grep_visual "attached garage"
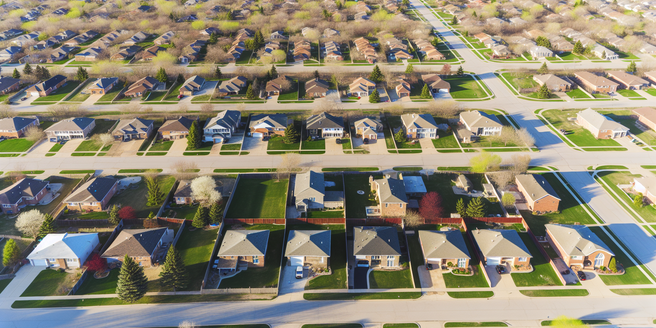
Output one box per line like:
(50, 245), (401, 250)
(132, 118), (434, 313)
(486, 257), (501, 266)
(252, 132), (263, 138)
(289, 256), (304, 267)
(30, 259), (48, 267)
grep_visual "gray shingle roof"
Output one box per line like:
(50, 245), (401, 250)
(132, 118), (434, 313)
(577, 108), (628, 132)
(294, 170), (325, 197)
(459, 110), (503, 129)
(284, 230), (331, 257)
(102, 228), (169, 258)
(401, 113), (438, 130)
(249, 114), (288, 130)
(218, 230), (269, 256)
(115, 118), (154, 135)
(515, 174), (560, 203)
(472, 229), (532, 258)
(64, 177), (117, 203)
(0, 116), (38, 132)
(546, 224), (613, 257)
(0, 77), (20, 93)
(353, 226), (401, 256)
(204, 110), (241, 131)
(29, 75), (66, 92)
(373, 177), (407, 204)
(159, 116), (195, 132)
(45, 117), (94, 132)
(354, 117), (382, 131)
(0, 178), (49, 205)
(419, 230), (470, 259)
(92, 77), (118, 89)
(306, 112), (344, 130)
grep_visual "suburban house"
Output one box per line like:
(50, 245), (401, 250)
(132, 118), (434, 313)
(87, 77), (119, 94)
(0, 116), (39, 138)
(459, 110), (503, 138)
(633, 177), (656, 205)
(515, 174), (561, 214)
(305, 78), (330, 98)
(142, 45), (164, 60)
(47, 46), (78, 63)
(419, 230), (471, 269)
(64, 30), (99, 47)
(102, 227), (174, 267)
(545, 224), (614, 269)
(217, 76), (248, 96)
(532, 74), (572, 92)
(529, 45), (553, 58)
(0, 178), (49, 215)
(456, 175), (473, 193)
(159, 116), (196, 140)
(369, 175), (408, 217)
(0, 46), (22, 62)
(122, 31), (150, 46)
(27, 233), (99, 268)
(110, 45), (141, 61)
(173, 178), (226, 205)
(471, 229), (532, 268)
(249, 114), (289, 137)
(293, 170), (344, 213)
(265, 75), (293, 96)
(354, 117), (383, 140)
(574, 72), (619, 94)
(401, 113), (438, 139)
(606, 71), (650, 90)
(64, 176), (118, 212)
(576, 108), (629, 139)
(217, 230), (270, 271)
(353, 226), (401, 268)
(0, 77), (20, 95)
(395, 79), (411, 98)
(26, 75), (67, 97)
(75, 47), (103, 61)
(285, 230), (331, 268)
(306, 112), (344, 138)
(203, 110), (242, 143)
(113, 118), (154, 141)
(179, 75), (205, 96)
(125, 76), (160, 97)
(633, 107), (656, 131)
(645, 71), (656, 85)
(45, 117), (96, 142)
(422, 74), (451, 93)
(154, 31), (175, 45)
(349, 77), (376, 97)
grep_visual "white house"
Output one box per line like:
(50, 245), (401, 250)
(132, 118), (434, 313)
(203, 110), (242, 143)
(27, 233), (99, 269)
(459, 110), (503, 136)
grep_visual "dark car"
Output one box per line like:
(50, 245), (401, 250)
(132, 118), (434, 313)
(336, 138), (342, 144)
(495, 265), (506, 274)
(363, 138), (369, 144)
(577, 271), (587, 281)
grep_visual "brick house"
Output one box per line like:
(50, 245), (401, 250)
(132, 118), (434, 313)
(515, 174), (560, 214)
(471, 229), (532, 268)
(284, 230), (331, 268)
(401, 113), (438, 139)
(124, 76), (160, 98)
(353, 226), (401, 268)
(26, 75), (67, 97)
(217, 76), (247, 96)
(633, 107), (656, 131)
(422, 74), (451, 93)
(633, 177), (656, 205)
(0, 116), (39, 139)
(87, 77), (119, 94)
(574, 71), (619, 94)
(64, 176), (118, 212)
(305, 78), (329, 98)
(606, 71), (650, 90)
(306, 112), (344, 138)
(45, 117), (95, 142)
(532, 74), (572, 92)
(349, 77), (376, 97)
(27, 233), (99, 268)
(0, 77), (21, 95)
(545, 224), (614, 270)
(248, 114), (289, 137)
(102, 228), (174, 267)
(576, 108), (629, 139)
(354, 117), (383, 140)
(179, 75), (205, 96)
(158, 116), (196, 140)
(265, 75), (293, 96)
(112, 118), (154, 141)
(75, 47), (103, 61)
(419, 230), (471, 269)
(369, 175), (407, 217)
(217, 229), (270, 271)
(0, 178), (49, 214)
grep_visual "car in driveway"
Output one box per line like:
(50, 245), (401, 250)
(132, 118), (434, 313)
(496, 265), (506, 274)
(295, 266), (303, 279)
(577, 271), (587, 281)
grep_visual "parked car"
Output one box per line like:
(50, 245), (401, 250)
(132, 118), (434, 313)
(21, 97), (27, 101)
(496, 265), (506, 274)
(577, 271), (586, 281)
(336, 138), (342, 144)
(177, 95), (183, 99)
(363, 138), (369, 144)
(295, 266), (303, 279)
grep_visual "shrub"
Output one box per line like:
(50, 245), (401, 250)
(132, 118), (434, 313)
(608, 257), (617, 273)
(118, 206), (137, 220)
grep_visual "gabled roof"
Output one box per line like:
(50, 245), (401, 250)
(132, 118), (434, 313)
(546, 224), (614, 257)
(401, 113), (438, 130)
(633, 107), (656, 125)
(204, 110), (241, 130)
(419, 230), (471, 259)
(91, 77), (118, 90)
(249, 114), (288, 130)
(577, 108), (628, 132)
(27, 233), (98, 260)
(0, 77), (20, 92)
(180, 75), (205, 92)
(373, 176), (408, 204)
(102, 228), (169, 258)
(533, 74), (571, 87)
(354, 117), (382, 130)
(353, 226), (401, 256)
(575, 71), (619, 87)
(516, 174), (560, 202)
(45, 117), (94, 132)
(28, 75), (66, 92)
(126, 76), (159, 95)
(64, 177), (117, 203)
(285, 230), (331, 257)
(218, 230), (269, 256)
(607, 71), (649, 85)
(218, 76), (247, 93)
(459, 110), (503, 130)
(472, 229), (532, 258)
(160, 116), (195, 133)
(306, 112), (343, 130)
(0, 116), (37, 132)
(305, 78), (329, 94)
(115, 118), (154, 135)
(294, 170), (325, 198)
(0, 178), (49, 205)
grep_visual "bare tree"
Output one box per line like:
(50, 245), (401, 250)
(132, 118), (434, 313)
(96, 133), (114, 149)
(425, 100), (463, 118)
(516, 128), (535, 147)
(0, 104), (14, 118)
(488, 171), (513, 190)
(312, 93), (342, 114)
(276, 153), (301, 180)
(200, 103), (214, 118)
(15, 209), (45, 239)
(403, 210), (423, 228)
(24, 126), (45, 142)
(509, 154), (531, 176)
(171, 160), (199, 180)
(190, 176), (222, 206)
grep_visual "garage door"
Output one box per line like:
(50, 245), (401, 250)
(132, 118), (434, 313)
(486, 257), (501, 266)
(290, 256), (304, 266)
(31, 259), (48, 266)
(252, 133), (263, 138)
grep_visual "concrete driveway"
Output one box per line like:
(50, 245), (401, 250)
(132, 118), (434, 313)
(325, 138), (343, 155)
(83, 94), (103, 105)
(242, 137), (267, 155)
(419, 138), (437, 154)
(25, 139), (52, 157)
(53, 139), (84, 156)
(109, 139), (143, 157)
(353, 267), (369, 289)
(279, 264), (307, 294)
(167, 139), (189, 156)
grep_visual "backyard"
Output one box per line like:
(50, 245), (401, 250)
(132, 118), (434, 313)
(107, 175), (176, 218)
(344, 174), (378, 218)
(602, 111), (656, 146)
(177, 227), (219, 291)
(225, 178), (288, 218)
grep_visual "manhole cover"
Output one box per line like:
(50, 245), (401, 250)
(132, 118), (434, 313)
(357, 190), (365, 195)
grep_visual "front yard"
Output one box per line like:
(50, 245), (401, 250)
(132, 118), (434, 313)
(225, 178), (288, 218)
(0, 138), (35, 152)
(444, 75), (489, 99)
(22, 269), (78, 296)
(32, 81), (81, 103)
(540, 109), (622, 148)
(589, 226), (652, 285)
(288, 224), (347, 290)
(602, 111), (656, 146)
(369, 269), (414, 288)
(597, 171), (656, 222)
(510, 233), (562, 287)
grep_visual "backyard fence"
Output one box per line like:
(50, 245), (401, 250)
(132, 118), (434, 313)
(0, 274), (15, 280)
(201, 223), (225, 290)
(221, 174), (241, 220)
(68, 269), (89, 296)
(200, 287), (278, 294)
(287, 218), (346, 224)
(171, 220), (186, 246)
(522, 219), (568, 286)
(156, 180), (180, 218)
(224, 218), (286, 224)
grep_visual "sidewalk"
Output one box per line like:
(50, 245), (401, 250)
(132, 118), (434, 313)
(0, 265), (44, 308)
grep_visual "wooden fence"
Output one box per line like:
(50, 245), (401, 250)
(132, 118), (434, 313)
(201, 224), (225, 290)
(224, 218), (286, 224)
(522, 219), (568, 286)
(200, 287), (278, 294)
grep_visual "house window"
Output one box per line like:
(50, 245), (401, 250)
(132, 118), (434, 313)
(253, 256), (259, 264)
(309, 197), (315, 202)
(594, 253), (605, 267)
(399, 204), (402, 208)
(458, 258), (467, 268)
(518, 257), (527, 262)
(571, 255), (582, 260)
(371, 256), (380, 260)
(387, 256), (395, 267)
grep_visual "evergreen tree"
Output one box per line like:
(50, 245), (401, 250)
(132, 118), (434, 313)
(537, 84), (551, 99)
(456, 198), (466, 218)
(420, 84), (432, 99)
(245, 84), (257, 99)
(336, 0), (343, 9)
(608, 257), (617, 272)
(627, 61), (637, 73)
(109, 205), (120, 225)
(270, 65), (277, 78)
(369, 89), (380, 103)
(466, 197), (485, 218)
(254, 30), (265, 47)
(209, 32), (218, 44)
(192, 206), (208, 228)
(369, 65), (384, 82)
(187, 120), (201, 150)
(38, 214), (56, 238)
(23, 62), (32, 75)
(451, 16), (458, 24)
(116, 255), (148, 303)
(155, 67), (168, 83)
(537, 62), (548, 74)
(431, 37), (440, 47)
(12, 68), (20, 79)
(283, 124), (300, 144)
(405, 64), (414, 75)
(573, 40), (584, 54)
(536, 36), (551, 49)
(2, 239), (21, 267)
(322, 9), (331, 18)
(42, 66), (50, 79)
(177, 74), (185, 84)
(215, 66), (222, 79)
(457, 66), (464, 76)
(633, 193), (644, 207)
(472, 11), (477, 17)
(159, 246), (188, 291)
(208, 201), (222, 224)
(601, 50), (606, 59)
(145, 176), (164, 206)
(394, 127), (406, 143)
(76, 66), (88, 81)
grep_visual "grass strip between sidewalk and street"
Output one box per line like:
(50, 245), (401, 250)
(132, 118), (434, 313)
(303, 292), (422, 300)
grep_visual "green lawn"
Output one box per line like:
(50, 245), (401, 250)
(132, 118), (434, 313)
(510, 233), (562, 287)
(221, 144), (241, 151)
(541, 109), (620, 147)
(32, 81), (81, 103)
(74, 269), (119, 295)
(602, 111), (656, 145)
(501, 72), (538, 90)
(219, 224), (284, 288)
(0, 278), (12, 294)
(369, 269), (414, 288)
(541, 319), (609, 326)
(96, 81), (125, 102)
(444, 323), (507, 327)
(268, 134), (300, 151)
(303, 292), (421, 300)
(177, 227), (219, 291)
(301, 138), (325, 150)
(305, 226), (347, 289)
(520, 289), (589, 297)
(610, 288), (656, 295)
(12, 293), (274, 308)
(589, 226), (652, 285)
(444, 75), (488, 99)
(598, 171), (656, 222)
(107, 175), (176, 218)
(344, 174), (378, 218)
(35, 177), (81, 215)
(617, 89), (642, 98)
(89, 119), (118, 136)
(165, 205), (199, 220)
(432, 130), (459, 149)
(149, 140), (173, 151)
(447, 291), (494, 298)
(21, 269), (71, 296)
(48, 143), (64, 152)
(0, 138), (35, 152)
(75, 140), (104, 152)
(225, 178), (288, 218)
(565, 89), (591, 99)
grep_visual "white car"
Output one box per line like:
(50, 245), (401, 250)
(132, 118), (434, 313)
(295, 266), (303, 279)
